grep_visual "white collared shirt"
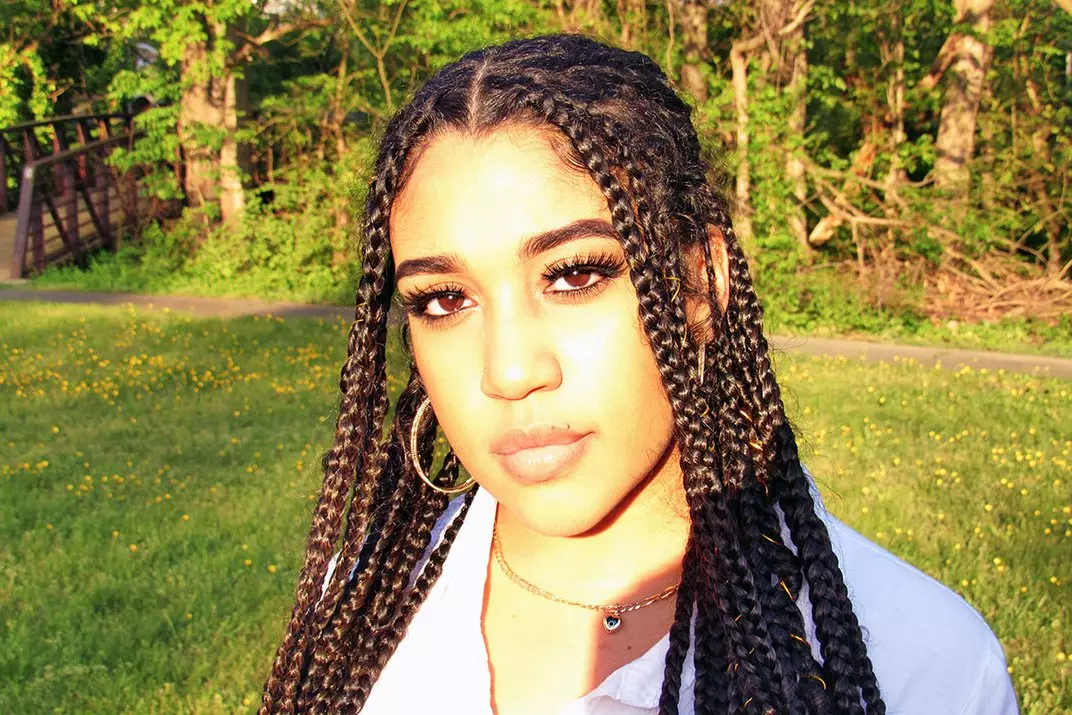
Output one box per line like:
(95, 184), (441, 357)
(353, 487), (1017, 714)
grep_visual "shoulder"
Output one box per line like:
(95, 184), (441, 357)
(321, 493), (470, 596)
(821, 511), (1018, 715)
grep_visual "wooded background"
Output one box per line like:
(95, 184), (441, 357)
(3, 0), (1070, 323)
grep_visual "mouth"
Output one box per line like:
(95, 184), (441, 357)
(491, 428), (592, 484)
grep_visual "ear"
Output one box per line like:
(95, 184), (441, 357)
(683, 225), (730, 344)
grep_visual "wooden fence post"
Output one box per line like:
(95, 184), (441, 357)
(53, 129), (80, 261)
(30, 187), (44, 273)
(94, 151), (112, 250)
(11, 165), (35, 278)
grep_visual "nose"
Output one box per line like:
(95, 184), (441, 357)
(480, 299), (562, 401)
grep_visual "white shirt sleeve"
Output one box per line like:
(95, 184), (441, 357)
(821, 512), (1020, 715)
(956, 639), (1018, 715)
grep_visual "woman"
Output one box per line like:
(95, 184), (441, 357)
(261, 35), (1015, 715)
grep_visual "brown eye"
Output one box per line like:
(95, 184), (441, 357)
(426, 292), (472, 317)
(553, 270), (601, 291)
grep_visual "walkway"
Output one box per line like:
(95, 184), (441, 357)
(1, 287), (1070, 379)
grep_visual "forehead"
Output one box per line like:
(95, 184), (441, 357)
(389, 128), (609, 263)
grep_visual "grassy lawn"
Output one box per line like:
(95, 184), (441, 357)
(0, 302), (1068, 714)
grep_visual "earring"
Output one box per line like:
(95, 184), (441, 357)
(409, 397), (476, 495)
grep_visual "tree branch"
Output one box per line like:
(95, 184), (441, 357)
(919, 34), (961, 90)
(664, 0), (676, 79)
(777, 0), (816, 37)
(233, 18), (332, 64)
(733, 0), (815, 66)
(334, 0), (407, 111)
(731, 33), (766, 57)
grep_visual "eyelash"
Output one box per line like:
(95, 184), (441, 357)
(398, 251), (627, 326)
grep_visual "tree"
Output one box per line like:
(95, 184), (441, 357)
(6, 0), (1067, 318)
(925, 0), (995, 192)
(675, 0), (710, 101)
(728, 0), (814, 248)
(97, 0), (331, 222)
(0, 0), (109, 126)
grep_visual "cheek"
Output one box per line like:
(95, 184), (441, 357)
(581, 306), (673, 447)
(552, 287), (674, 470)
(409, 327), (486, 459)
(561, 301), (664, 406)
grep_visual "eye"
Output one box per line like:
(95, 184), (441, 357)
(425, 292), (473, 317)
(397, 282), (474, 324)
(543, 251), (626, 296)
(550, 268), (602, 292)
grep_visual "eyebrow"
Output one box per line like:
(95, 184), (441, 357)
(393, 218), (619, 284)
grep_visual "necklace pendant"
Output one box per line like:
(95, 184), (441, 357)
(602, 613), (623, 633)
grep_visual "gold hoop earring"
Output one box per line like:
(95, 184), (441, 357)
(409, 397), (475, 495)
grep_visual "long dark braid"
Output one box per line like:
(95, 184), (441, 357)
(261, 34), (885, 714)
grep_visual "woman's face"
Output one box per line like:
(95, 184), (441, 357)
(390, 127), (684, 537)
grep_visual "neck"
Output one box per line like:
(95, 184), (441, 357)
(492, 445), (689, 605)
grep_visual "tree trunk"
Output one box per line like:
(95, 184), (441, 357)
(933, 0), (994, 192)
(178, 39), (215, 213)
(331, 48), (350, 234)
(1024, 78), (1064, 276)
(884, 10), (906, 187)
(785, 21), (810, 258)
(730, 41), (754, 243)
(617, 0), (647, 47)
(218, 32), (246, 224)
(678, 0), (709, 101)
(564, 0), (603, 30)
(177, 23), (246, 222)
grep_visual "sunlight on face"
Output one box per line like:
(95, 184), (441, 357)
(390, 128), (681, 537)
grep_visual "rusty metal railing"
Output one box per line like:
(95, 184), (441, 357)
(10, 132), (144, 278)
(1, 112), (132, 213)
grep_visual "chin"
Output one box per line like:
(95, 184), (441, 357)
(490, 479), (630, 538)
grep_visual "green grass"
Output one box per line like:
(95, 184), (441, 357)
(0, 302), (1068, 714)
(774, 353), (1071, 713)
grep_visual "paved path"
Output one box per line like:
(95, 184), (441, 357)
(2, 287), (1070, 379)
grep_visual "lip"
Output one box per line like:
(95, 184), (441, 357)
(491, 426), (592, 484)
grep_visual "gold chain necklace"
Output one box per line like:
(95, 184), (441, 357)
(491, 528), (681, 633)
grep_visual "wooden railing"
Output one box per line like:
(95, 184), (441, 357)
(10, 132), (145, 279)
(1, 112), (132, 213)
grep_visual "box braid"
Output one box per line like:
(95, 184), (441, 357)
(719, 234), (884, 714)
(260, 34), (885, 714)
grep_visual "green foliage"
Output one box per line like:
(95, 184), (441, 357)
(0, 0), (118, 125)
(403, 0), (556, 69)
(180, 178), (361, 303)
(0, 45), (54, 127)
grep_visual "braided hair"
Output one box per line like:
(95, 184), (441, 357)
(260, 34), (886, 715)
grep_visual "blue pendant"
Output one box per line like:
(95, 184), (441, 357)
(603, 614), (622, 632)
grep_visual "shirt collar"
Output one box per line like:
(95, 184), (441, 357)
(436, 487), (694, 712)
